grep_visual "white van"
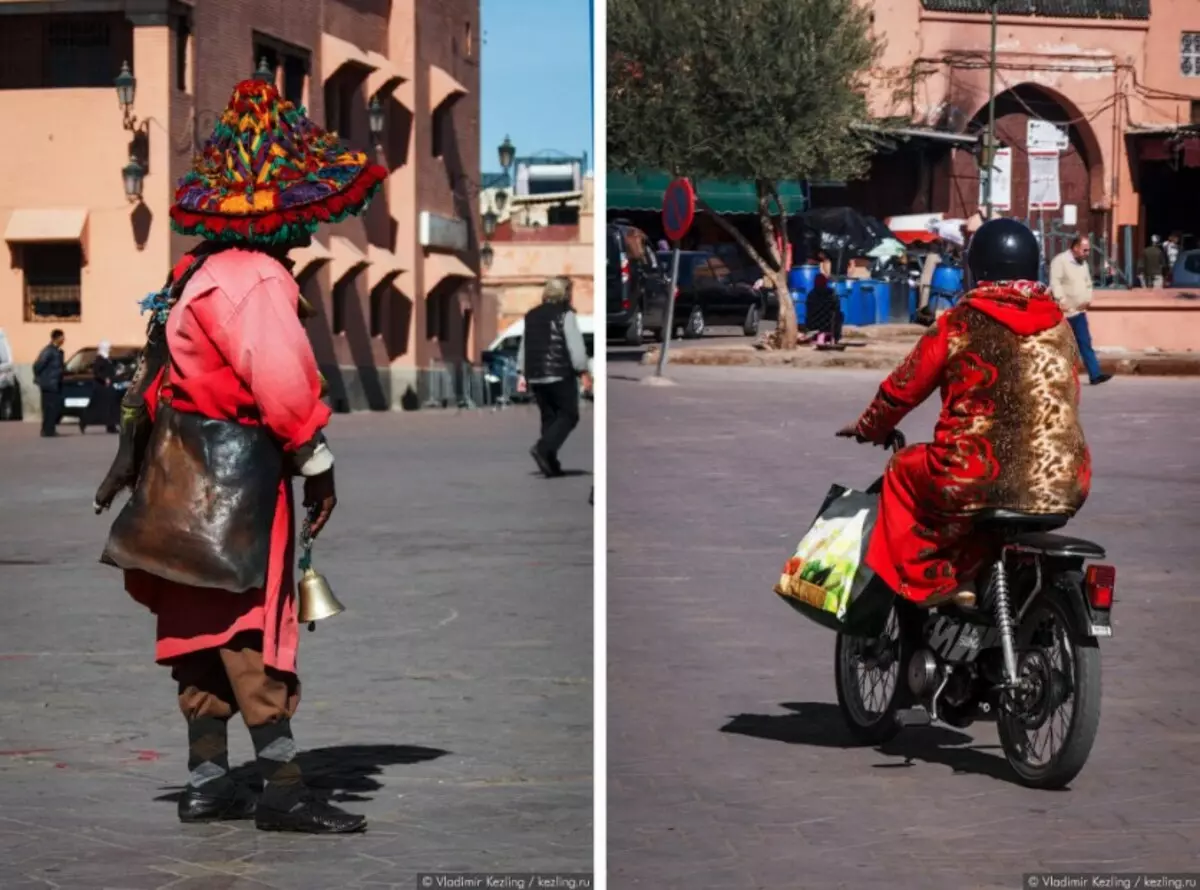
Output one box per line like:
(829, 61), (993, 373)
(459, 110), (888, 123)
(483, 314), (596, 402)
(0, 329), (21, 421)
(484, 314), (596, 377)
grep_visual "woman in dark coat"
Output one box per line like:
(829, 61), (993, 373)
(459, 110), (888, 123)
(81, 340), (119, 434)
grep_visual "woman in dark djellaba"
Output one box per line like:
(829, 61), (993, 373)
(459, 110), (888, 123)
(81, 340), (119, 434)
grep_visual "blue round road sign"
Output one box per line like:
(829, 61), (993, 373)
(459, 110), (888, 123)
(662, 178), (696, 243)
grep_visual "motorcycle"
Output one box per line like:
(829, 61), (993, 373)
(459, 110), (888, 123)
(834, 430), (1114, 789)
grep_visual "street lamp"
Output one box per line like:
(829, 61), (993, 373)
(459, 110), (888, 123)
(498, 135), (515, 171)
(122, 157), (145, 203)
(481, 242), (494, 270)
(254, 57), (274, 83)
(482, 208), (498, 239)
(368, 96), (386, 145)
(115, 61), (136, 111)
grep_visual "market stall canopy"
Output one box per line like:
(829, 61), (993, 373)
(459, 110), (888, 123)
(885, 213), (944, 246)
(608, 171), (806, 215)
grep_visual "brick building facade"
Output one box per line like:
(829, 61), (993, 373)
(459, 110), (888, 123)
(0, 0), (484, 415)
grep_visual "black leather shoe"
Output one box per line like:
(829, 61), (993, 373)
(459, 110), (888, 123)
(546, 455), (565, 478)
(530, 446), (553, 477)
(1091, 374), (1113, 385)
(178, 784), (258, 823)
(255, 795), (367, 834)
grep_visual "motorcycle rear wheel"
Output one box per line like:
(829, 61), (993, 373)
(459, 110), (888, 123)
(996, 591), (1101, 789)
(834, 604), (915, 745)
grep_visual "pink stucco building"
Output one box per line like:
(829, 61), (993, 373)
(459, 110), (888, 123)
(838, 0), (1200, 264)
(0, 0), (486, 417)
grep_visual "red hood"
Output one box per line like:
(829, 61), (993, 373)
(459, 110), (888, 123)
(962, 280), (1063, 336)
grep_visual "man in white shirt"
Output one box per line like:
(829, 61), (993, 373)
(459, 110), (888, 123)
(1049, 235), (1111, 386)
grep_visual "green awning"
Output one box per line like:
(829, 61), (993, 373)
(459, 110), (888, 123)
(608, 171), (807, 215)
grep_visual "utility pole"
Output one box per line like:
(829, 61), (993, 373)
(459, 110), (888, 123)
(983, 0), (999, 217)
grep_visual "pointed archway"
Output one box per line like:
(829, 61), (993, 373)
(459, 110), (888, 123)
(958, 82), (1106, 228)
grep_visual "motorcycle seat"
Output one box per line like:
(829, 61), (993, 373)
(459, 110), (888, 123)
(973, 508), (1069, 534)
(1002, 532), (1107, 560)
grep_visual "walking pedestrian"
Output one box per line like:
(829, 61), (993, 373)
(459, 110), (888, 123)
(1141, 236), (1166, 289)
(517, 276), (592, 477)
(1049, 235), (1111, 386)
(32, 329), (65, 438)
(81, 340), (119, 434)
(93, 76), (386, 833)
(1165, 232), (1181, 284)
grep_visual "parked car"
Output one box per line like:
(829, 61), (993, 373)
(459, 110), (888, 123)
(607, 221), (670, 345)
(60, 346), (140, 422)
(0, 329), (21, 421)
(1171, 249), (1200, 288)
(653, 251), (767, 339)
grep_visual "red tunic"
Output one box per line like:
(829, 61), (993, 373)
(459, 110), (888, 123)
(124, 249), (331, 673)
(853, 282), (1091, 605)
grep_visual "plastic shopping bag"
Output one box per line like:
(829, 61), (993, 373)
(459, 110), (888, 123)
(773, 484), (893, 635)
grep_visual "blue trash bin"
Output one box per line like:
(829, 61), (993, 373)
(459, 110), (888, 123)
(851, 280), (887, 326)
(788, 265), (820, 294)
(791, 291), (807, 326)
(930, 264), (964, 310)
(834, 279), (859, 325)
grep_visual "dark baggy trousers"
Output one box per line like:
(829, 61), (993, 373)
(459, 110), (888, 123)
(40, 389), (61, 436)
(532, 379), (580, 460)
(171, 632), (300, 727)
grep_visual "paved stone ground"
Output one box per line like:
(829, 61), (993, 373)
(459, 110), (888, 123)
(608, 365), (1200, 890)
(0, 405), (593, 889)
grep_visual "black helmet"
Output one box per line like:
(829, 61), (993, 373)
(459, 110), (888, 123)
(967, 218), (1040, 283)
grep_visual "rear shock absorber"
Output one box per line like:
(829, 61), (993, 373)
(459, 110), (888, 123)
(991, 557), (1020, 686)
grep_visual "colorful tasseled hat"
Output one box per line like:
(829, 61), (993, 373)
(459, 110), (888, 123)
(169, 78), (388, 245)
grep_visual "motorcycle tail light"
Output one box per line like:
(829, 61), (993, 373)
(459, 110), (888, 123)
(1085, 564), (1115, 609)
(621, 298), (630, 311)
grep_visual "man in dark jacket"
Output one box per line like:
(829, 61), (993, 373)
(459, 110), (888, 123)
(517, 277), (592, 477)
(33, 329), (66, 438)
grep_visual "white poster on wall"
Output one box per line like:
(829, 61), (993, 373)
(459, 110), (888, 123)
(978, 147), (1013, 211)
(1028, 151), (1061, 211)
(1027, 119), (1070, 153)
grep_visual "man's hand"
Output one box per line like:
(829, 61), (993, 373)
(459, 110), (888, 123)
(517, 376), (528, 394)
(581, 372), (593, 394)
(303, 468), (337, 539)
(836, 423), (866, 442)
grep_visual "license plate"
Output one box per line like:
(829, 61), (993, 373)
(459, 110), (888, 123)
(63, 398), (89, 408)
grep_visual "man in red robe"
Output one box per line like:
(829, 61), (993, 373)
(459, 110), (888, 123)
(93, 76), (386, 833)
(838, 219), (1091, 608)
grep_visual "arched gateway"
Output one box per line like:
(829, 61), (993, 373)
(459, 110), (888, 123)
(953, 83), (1106, 232)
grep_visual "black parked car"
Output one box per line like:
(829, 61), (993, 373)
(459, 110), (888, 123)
(60, 346), (140, 421)
(653, 251), (767, 339)
(607, 221), (671, 345)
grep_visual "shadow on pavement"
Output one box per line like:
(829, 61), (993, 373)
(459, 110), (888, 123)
(722, 701), (1032, 785)
(155, 743), (449, 805)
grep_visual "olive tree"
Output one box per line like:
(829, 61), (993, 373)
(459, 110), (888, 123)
(608, 0), (881, 347)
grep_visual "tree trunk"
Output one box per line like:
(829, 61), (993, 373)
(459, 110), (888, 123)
(694, 193), (797, 351)
(757, 180), (797, 349)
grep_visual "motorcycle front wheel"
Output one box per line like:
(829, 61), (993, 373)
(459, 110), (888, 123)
(996, 590), (1102, 789)
(834, 604), (915, 745)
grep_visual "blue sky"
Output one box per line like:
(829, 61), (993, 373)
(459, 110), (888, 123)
(480, 0), (593, 172)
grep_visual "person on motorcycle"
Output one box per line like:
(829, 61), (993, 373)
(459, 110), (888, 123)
(837, 218), (1091, 609)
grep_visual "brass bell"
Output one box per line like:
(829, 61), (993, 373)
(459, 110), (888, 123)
(297, 566), (345, 630)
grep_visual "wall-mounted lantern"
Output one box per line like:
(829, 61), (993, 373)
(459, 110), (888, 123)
(122, 157), (145, 204)
(481, 242), (494, 271)
(368, 96), (386, 146)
